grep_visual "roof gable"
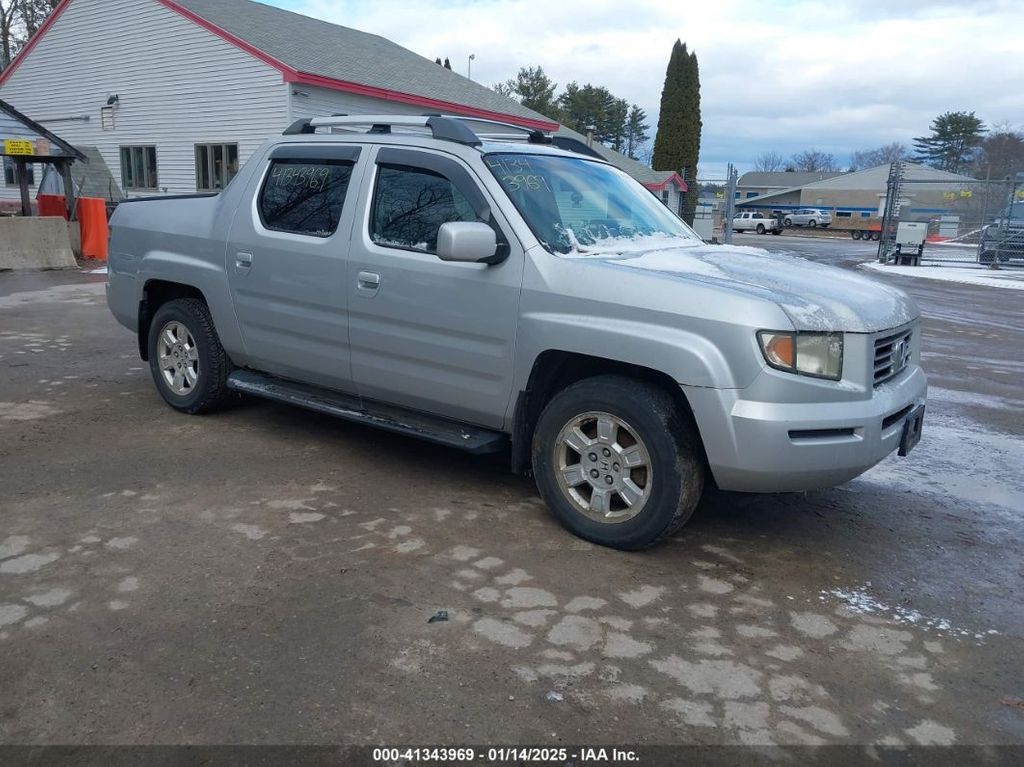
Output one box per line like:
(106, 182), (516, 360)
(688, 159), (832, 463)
(168, 0), (557, 130)
(1, 0), (557, 131)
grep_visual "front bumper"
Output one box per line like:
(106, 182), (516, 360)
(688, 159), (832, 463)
(683, 365), (928, 492)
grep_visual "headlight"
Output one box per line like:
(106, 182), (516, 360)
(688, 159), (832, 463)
(758, 331), (843, 380)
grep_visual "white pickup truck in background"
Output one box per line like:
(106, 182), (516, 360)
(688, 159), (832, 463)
(732, 211), (782, 235)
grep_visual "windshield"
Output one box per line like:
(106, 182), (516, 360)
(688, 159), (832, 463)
(484, 153), (699, 254)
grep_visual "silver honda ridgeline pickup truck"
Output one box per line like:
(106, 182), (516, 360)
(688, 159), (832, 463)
(106, 115), (926, 550)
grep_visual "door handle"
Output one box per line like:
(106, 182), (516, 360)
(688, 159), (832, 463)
(357, 271), (381, 290)
(235, 252), (253, 271)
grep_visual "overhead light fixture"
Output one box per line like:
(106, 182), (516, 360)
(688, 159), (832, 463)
(106, 94), (119, 106)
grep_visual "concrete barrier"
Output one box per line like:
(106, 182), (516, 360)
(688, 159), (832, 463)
(0, 217), (77, 270)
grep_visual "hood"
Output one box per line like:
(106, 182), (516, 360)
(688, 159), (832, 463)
(567, 237), (919, 333)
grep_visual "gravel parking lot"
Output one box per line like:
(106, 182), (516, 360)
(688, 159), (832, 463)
(1, 241), (1022, 750)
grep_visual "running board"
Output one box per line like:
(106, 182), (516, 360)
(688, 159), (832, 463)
(226, 370), (507, 454)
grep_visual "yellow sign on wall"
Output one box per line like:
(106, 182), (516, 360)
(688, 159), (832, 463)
(3, 139), (35, 156)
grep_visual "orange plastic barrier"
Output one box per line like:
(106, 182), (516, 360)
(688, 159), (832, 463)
(78, 197), (109, 261)
(37, 194), (68, 219)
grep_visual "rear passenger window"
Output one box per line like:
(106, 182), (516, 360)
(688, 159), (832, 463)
(371, 164), (483, 253)
(258, 160), (353, 237)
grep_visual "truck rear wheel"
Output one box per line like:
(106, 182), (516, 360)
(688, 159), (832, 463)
(147, 298), (231, 414)
(756, 224), (766, 234)
(531, 375), (704, 550)
(851, 230), (862, 240)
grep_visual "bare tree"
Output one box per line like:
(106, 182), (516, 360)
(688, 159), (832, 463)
(752, 151), (785, 172)
(19, 0), (57, 38)
(849, 142), (908, 171)
(0, 0), (22, 72)
(973, 124), (1024, 180)
(789, 149), (839, 172)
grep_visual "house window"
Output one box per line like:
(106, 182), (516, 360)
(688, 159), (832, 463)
(746, 191), (758, 198)
(661, 189), (670, 206)
(120, 146), (158, 190)
(195, 143), (240, 191)
(258, 160), (354, 237)
(3, 157), (35, 186)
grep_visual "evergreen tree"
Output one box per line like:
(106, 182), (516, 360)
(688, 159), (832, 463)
(625, 105), (650, 160)
(435, 57), (442, 66)
(913, 111), (986, 174)
(652, 40), (701, 224)
(496, 66), (558, 119)
(557, 82), (622, 145)
(443, 57), (452, 70)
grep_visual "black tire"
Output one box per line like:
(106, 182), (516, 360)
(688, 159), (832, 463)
(756, 224), (766, 234)
(808, 220), (817, 228)
(871, 231), (881, 241)
(783, 217), (792, 227)
(531, 375), (705, 550)
(147, 298), (231, 414)
(770, 228), (781, 235)
(851, 230), (862, 240)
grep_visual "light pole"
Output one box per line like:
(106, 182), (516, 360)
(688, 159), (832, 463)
(468, 53), (476, 80)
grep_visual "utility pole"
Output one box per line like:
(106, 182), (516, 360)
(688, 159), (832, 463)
(723, 164), (738, 245)
(467, 53), (476, 80)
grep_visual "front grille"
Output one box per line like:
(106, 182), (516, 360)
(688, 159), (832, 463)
(874, 328), (913, 386)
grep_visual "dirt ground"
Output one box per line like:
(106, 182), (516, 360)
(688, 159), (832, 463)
(1, 241), (1022, 753)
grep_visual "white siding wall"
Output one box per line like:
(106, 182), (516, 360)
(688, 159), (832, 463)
(0, 0), (289, 199)
(289, 84), (441, 123)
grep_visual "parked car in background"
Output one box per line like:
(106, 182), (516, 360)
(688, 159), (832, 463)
(979, 200), (1024, 265)
(105, 114), (927, 551)
(732, 211), (782, 235)
(784, 208), (832, 228)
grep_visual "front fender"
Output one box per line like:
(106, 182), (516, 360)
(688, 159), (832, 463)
(514, 310), (762, 392)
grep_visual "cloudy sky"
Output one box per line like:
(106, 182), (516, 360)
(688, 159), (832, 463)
(268, 0), (1020, 178)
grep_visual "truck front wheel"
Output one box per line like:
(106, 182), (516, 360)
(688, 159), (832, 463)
(756, 224), (766, 234)
(147, 298), (231, 414)
(532, 375), (704, 550)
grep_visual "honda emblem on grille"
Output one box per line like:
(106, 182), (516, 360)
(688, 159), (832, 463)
(893, 339), (910, 371)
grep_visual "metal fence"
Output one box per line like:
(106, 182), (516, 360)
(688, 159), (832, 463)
(877, 166), (1024, 266)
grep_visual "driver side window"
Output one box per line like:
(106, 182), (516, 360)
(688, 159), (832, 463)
(371, 164), (483, 253)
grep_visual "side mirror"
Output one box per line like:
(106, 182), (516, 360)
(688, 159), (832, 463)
(437, 221), (498, 263)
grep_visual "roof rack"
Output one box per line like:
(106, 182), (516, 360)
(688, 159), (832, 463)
(283, 114), (555, 149)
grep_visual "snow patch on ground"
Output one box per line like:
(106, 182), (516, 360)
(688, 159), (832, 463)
(861, 261), (1024, 290)
(857, 400), (1024, 514)
(820, 586), (997, 642)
